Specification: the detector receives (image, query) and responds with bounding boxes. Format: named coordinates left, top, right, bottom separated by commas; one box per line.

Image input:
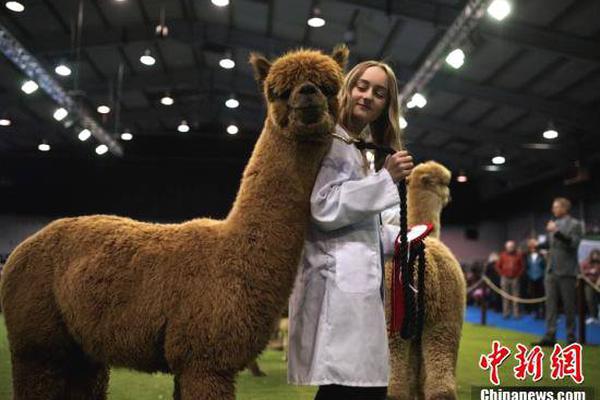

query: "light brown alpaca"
left=386, top=161, right=466, bottom=400
left=0, top=46, right=349, bottom=400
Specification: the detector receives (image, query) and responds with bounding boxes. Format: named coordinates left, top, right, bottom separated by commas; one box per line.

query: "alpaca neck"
left=226, top=119, right=330, bottom=284
left=407, top=190, right=442, bottom=239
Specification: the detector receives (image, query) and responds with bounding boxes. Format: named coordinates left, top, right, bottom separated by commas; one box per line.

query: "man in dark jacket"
left=535, top=197, right=583, bottom=346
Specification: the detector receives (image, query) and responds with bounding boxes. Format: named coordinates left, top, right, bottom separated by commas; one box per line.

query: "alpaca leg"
left=388, top=337, right=416, bottom=400
left=282, top=330, right=288, bottom=361
left=178, top=369, right=235, bottom=400
left=11, top=348, right=108, bottom=400
left=420, top=324, right=460, bottom=400
left=173, top=376, right=181, bottom=400
left=64, top=352, right=109, bottom=400
left=10, top=353, right=68, bottom=400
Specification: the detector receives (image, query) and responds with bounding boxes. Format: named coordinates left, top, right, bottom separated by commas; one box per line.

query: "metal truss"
left=0, top=23, right=123, bottom=156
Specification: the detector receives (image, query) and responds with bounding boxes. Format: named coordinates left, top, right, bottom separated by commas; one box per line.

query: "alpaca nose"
left=299, top=83, right=318, bottom=95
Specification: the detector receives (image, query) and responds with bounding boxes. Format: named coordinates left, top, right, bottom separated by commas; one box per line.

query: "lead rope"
left=397, top=180, right=413, bottom=339
left=415, top=240, right=426, bottom=339
left=349, top=137, right=426, bottom=341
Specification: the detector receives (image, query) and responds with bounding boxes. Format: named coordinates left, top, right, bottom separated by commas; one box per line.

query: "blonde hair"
left=338, top=61, right=404, bottom=161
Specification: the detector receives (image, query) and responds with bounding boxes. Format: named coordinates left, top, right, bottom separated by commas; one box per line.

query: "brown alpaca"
left=386, top=161, right=466, bottom=400
left=0, top=46, right=349, bottom=400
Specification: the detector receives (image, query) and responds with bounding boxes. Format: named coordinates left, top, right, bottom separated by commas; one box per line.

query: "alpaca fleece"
left=386, top=161, right=466, bottom=400
left=0, top=45, right=349, bottom=400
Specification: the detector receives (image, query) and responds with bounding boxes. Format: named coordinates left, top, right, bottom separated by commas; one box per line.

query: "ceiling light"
left=457, top=171, right=468, bottom=183
left=399, top=116, right=407, bottom=129
left=492, top=155, right=506, bottom=165
left=95, top=144, right=109, bottom=155
left=155, top=23, right=169, bottom=38
left=0, top=118, right=11, bottom=127
left=5, top=1, right=24, bottom=12
left=38, top=142, right=50, bottom=152
left=308, top=17, right=326, bottom=28
left=160, top=95, right=174, bottom=106
left=226, top=124, right=239, bottom=135
left=219, top=57, right=235, bottom=70
left=522, top=143, right=554, bottom=150
left=483, top=165, right=502, bottom=172
left=140, top=49, right=156, bottom=66
left=211, top=0, right=229, bottom=6
left=21, top=80, right=39, bottom=94
left=53, top=107, right=68, bottom=121
left=307, top=8, right=325, bottom=28
left=121, top=132, right=133, bottom=141
left=97, top=105, right=111, bottom=114
left=78, top=128, right=91, bottom=141
left=55, top=64, right=72, bottom=76
left=542, top=122, right=559, bottom=140
left=445, top=48, right=465, bottom=69
left=407, top=92, right=427, bottom=109
left=225, top=96, right=239, bottom=109
left=487, top=0, right=511, bottom=21
left=542, top=129, right=558, bottom=140
left=177, top=120, right=190, bottom=133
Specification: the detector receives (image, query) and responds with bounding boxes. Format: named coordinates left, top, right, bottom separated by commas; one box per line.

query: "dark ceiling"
left=0, top=0, right=599, bottom=219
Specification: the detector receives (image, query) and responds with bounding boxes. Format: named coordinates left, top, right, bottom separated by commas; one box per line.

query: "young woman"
left=288, top=61, right=414, bottom=400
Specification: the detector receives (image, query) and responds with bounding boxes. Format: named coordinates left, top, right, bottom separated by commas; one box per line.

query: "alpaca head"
left=249, top=45, right=349, bottom=140
left=407, top=161, right=452, bottom=207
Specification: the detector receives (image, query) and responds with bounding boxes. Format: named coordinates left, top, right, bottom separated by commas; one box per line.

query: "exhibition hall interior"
left=0, top=0, right=599, bottom=399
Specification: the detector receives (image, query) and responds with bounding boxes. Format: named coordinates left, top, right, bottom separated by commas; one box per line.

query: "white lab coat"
left=288, top=124, right=401, bottom=387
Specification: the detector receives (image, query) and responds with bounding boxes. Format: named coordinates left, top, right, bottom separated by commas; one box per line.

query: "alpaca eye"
left=320, top=86, right=335, bottom=97
left=279, top=89, right=291, bottom=99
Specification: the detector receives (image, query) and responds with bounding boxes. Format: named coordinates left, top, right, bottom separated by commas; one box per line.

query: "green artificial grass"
left=0, top=315, right=598, bottom=399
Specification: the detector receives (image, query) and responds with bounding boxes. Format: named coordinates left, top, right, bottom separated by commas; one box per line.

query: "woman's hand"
left=384, top=150, right=414, bottom=183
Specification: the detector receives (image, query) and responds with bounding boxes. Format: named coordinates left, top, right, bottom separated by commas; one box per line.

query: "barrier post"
left=577, top=277, right=586, bottom=345
left=481, top=283, right=487, bottom=326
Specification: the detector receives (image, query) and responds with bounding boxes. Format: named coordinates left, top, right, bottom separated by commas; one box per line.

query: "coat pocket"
left=334, top=238, right=381, bottom=294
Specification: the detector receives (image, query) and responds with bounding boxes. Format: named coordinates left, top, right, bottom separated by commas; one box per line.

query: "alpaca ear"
left=249, top=52, right=272, bottom=84
left=331, top=44, right=349, bottom=70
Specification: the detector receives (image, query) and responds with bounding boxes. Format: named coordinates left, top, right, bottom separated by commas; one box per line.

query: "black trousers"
left=314, top=385, right=388, bottom=400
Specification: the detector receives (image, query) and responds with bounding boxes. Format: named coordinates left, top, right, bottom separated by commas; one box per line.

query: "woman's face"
left=350, top=66, right=389, bottom=126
